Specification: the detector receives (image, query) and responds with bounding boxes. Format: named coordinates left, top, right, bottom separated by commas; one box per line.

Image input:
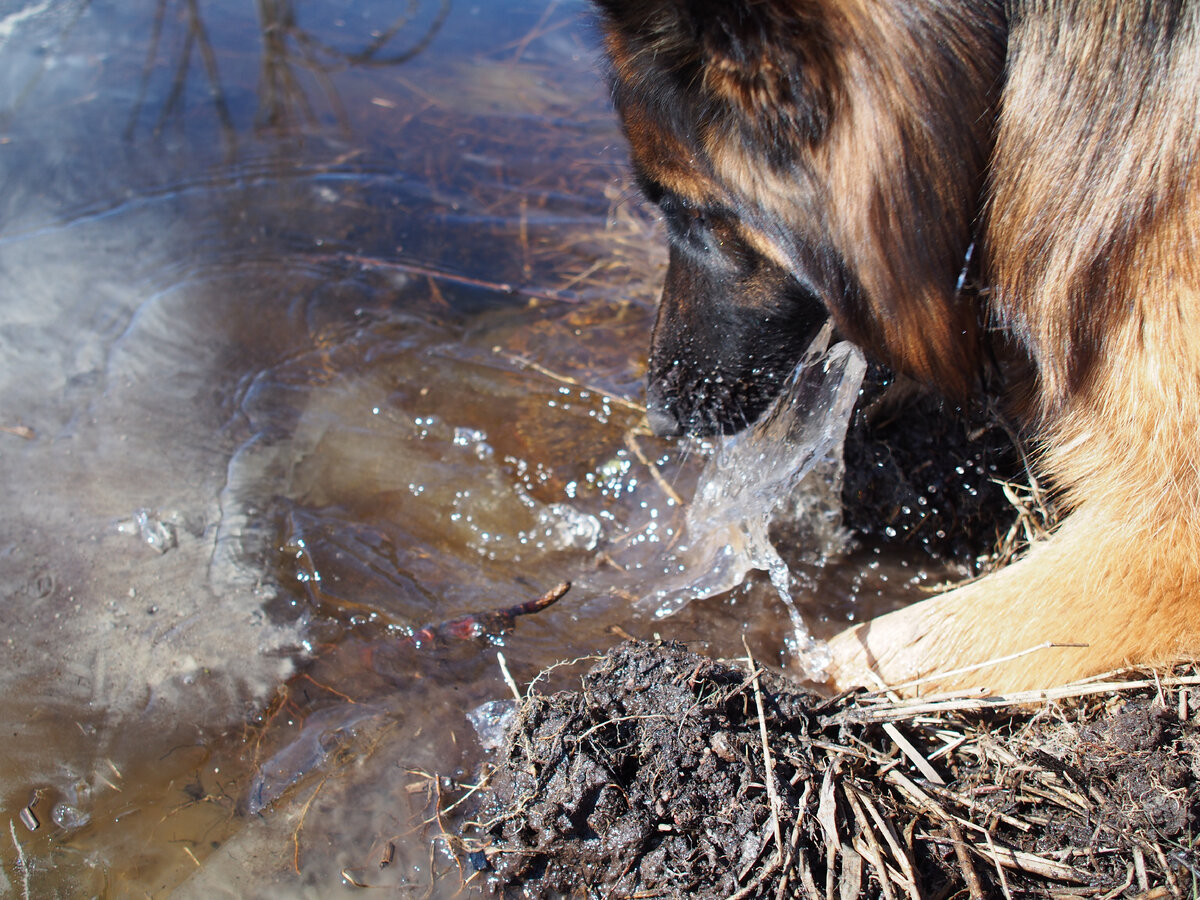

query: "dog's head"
left=594, top=0, right=1006, bottom=436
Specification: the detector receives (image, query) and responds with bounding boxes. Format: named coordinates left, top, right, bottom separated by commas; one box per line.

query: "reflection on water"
left=0, top=1, right=944, bottom=895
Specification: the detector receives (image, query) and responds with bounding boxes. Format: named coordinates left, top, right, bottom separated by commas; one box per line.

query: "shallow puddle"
left=0, top=1, right=952, bottom=896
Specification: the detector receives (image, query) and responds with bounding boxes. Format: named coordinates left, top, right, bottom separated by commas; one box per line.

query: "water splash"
left=641, top=325, right=866, bottom=679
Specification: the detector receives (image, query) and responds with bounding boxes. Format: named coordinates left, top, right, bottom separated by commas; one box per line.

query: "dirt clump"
left=464, top=641, right=1200, bottom=898
left=471, top=641, right=824, bottom=896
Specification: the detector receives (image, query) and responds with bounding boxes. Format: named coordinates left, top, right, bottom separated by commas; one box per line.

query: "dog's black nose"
left=645, top=403, right=683, bottom=437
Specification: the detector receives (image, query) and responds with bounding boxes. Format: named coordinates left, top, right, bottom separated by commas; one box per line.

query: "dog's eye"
left=658, top=195, right=750, bottom=267
left=635, top=173, right=666, bottom=207
left=632, top=172, right=746, bottom=262
left=659, top=194, right=712, bottom=240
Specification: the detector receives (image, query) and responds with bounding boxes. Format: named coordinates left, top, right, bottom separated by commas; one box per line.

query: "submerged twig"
left=10, top=820, right=30, bottom=900
left=410, top=581, right=571, bottom=645
left=625, top=431, right=686, bottom=507
left=501, top=351, right=646, bottom=415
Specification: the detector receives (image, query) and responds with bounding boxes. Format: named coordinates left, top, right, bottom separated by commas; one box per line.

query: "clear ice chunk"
left=640, top=324, right=866, bottom=679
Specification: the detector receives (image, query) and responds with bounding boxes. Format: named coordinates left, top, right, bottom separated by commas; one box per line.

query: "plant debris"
left=462, top=641, right=1200, bottom=898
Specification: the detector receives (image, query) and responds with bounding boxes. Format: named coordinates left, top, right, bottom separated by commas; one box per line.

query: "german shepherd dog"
left=593, top=0, right=1200, bottom=693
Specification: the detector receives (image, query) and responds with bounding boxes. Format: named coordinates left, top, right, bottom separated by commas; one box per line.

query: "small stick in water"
left=410, top=581, right=571, bottom=645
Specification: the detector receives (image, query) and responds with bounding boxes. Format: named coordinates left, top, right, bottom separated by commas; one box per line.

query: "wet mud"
left=469, top=642, right=1200, bottom=899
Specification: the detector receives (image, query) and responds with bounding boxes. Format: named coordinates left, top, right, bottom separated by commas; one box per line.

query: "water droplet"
left=52, top=804, right=89, bottom=830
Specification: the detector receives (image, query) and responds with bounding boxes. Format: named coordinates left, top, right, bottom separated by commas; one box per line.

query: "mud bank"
left=466, top=641, right=1198, bottom=898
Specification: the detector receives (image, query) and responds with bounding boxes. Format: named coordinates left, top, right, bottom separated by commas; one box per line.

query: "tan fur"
left=830, top=0, right=1200, bottom=694
left=595, top=0, right=1200, bottom=694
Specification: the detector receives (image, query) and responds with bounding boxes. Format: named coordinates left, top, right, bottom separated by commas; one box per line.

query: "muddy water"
left=0, top=1, right=945, bottom=896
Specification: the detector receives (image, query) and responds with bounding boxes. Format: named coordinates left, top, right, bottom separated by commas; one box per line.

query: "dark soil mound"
left=466, top=642, right=1200, bottom=899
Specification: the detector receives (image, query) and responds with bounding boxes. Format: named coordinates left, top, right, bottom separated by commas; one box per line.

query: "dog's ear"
left=593, top=0, right=839, bottom=154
